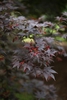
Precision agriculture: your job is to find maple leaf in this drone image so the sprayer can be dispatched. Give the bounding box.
[43,66,57,81]
[13,61,20,68]
[35,91,46,99]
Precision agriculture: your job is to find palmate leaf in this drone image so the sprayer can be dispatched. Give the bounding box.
[44,66,57,74]
[43,72,49,81]
[35,91,46,99]
[35,38,46,51]
[22,63,32,72]
[43,67,57,81]
[42,56,54,64]
[50,73,56,80]
[43,72,56,81]
[13,61,20,68]
[44,37,54,44]
[31,79,57,100]
[45,49,57,57]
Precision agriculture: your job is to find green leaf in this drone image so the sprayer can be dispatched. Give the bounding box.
[55,25,60,30]
[52,30,57,34]
[22,38,35,43]
[15,93,34,100]
[55,37,66,42]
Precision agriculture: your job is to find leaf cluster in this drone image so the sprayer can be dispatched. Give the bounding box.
[0,1,67,100]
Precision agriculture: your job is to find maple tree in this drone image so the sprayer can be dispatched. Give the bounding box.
[0,0,67,100]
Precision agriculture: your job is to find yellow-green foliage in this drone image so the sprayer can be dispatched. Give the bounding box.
[22,38,35,44]
[15,93,34,100]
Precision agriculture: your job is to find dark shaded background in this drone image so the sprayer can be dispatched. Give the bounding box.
[15,0,67,20]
